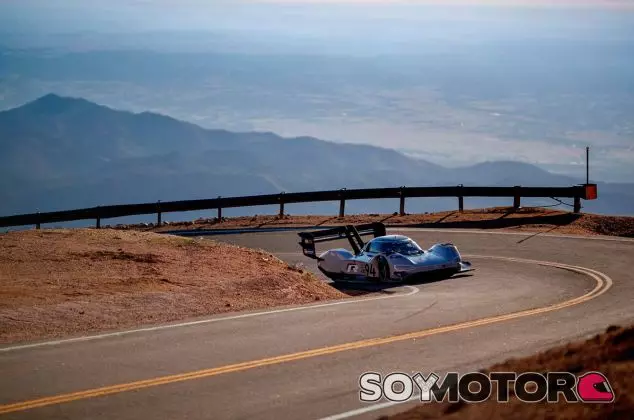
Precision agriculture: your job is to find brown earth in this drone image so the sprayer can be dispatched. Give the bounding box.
[0,229,345,344]
[118,207,634,238]
[387,324,634,420]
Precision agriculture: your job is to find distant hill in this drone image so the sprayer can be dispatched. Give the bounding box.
[1,94,632,218]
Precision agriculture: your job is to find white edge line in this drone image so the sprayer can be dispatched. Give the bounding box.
[0,286,419,353]
[318,399,408,420]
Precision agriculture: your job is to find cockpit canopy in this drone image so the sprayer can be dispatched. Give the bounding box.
[364,235,424,256]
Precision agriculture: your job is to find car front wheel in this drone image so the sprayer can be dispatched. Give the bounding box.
[377,256,390,282]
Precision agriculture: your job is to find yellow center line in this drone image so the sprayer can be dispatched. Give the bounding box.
[0,258,612,415]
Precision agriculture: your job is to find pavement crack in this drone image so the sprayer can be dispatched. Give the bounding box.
[395,299,438,322]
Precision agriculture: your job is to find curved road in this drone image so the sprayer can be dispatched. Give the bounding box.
[0,229,632,419]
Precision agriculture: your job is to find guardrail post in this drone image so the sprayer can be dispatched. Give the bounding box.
[513,186,521,210]
[458,184,464,212]
[339,188,346,218]
[156,200,162,226]
[574,196,581,213]
[216,196,222,220]
[279,192,285,217]
[399,186,406,216]
[36,211,40,230]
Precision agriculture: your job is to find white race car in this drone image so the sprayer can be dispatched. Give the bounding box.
[298,223,472,283]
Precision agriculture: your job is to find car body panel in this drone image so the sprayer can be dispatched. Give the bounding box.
[316,235,473,282]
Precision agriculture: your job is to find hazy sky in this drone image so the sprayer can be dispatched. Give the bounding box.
[247,0,634,6]
[1,0,632,182]
[3,0,634,34]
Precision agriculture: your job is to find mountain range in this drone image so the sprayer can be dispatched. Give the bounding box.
[1,94,632,220]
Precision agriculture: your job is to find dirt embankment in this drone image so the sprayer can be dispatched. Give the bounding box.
[0,229,345,344]
[119,207,634,238]
[388,324,634,420]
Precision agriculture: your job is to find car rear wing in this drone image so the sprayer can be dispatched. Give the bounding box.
[298,222,387,259]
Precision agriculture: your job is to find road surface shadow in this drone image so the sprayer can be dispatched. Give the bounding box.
[332,271,474,296]
[398,212,581,231]
[316,217,338,226]
[517,225,562,244]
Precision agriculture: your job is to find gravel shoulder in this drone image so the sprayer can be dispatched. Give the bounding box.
[0,229,345,344]
[122,207,634,238]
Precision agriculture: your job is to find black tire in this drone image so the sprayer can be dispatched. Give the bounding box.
[377,256,390,282]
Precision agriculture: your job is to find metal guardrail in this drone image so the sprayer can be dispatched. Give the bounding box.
[0,185,594,229]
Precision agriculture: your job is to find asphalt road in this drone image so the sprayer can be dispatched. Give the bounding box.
[1,229,633,420]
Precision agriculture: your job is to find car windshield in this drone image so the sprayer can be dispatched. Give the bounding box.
[366,239,424,255]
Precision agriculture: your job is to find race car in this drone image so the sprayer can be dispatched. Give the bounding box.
[298,222,472,283]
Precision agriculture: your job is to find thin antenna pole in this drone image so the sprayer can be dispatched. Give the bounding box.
[586,146,590,184]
